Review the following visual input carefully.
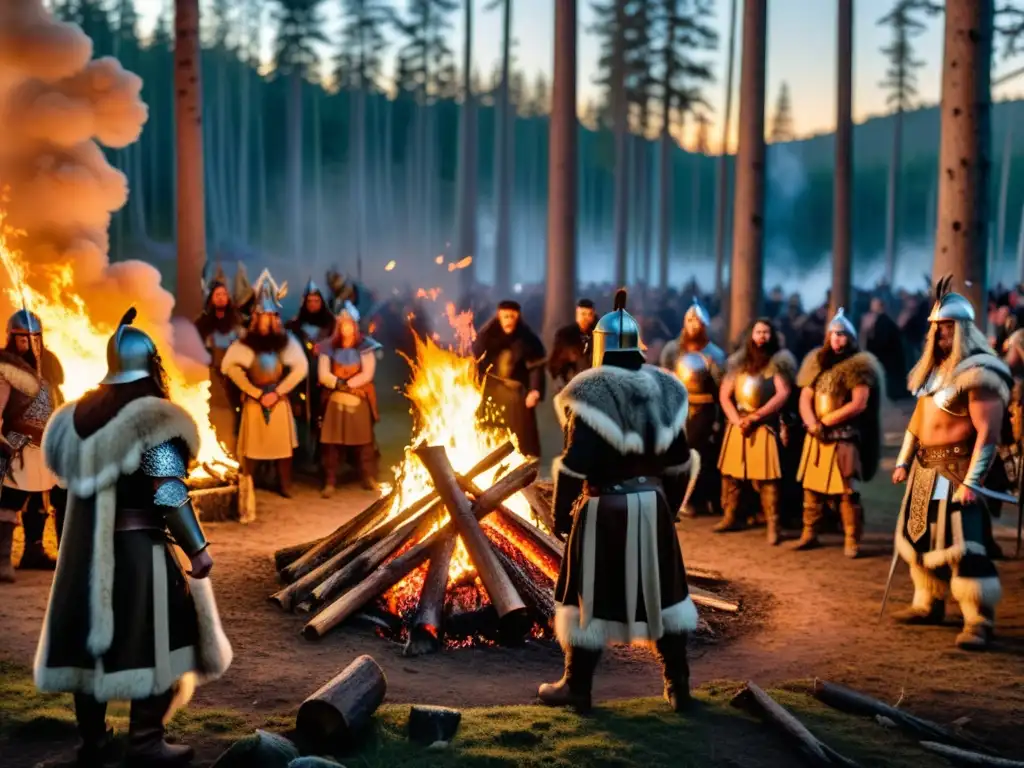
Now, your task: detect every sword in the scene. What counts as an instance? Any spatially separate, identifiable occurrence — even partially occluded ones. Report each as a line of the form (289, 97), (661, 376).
(878, 545), (901, 622)
(962, 484), (1020, 506)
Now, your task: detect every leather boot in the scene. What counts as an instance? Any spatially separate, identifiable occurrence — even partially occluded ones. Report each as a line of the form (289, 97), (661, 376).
(538, 646), (601, 713)
(956, 605), (995, 651)
(277, 458), (293, 498)
(0, 522), (15, 583)
(761, 481), (781, 545)
(321, 445), (338, 498)
(655, 633), (691, 712)
(19, 499), (56, 570)
(356, 443), (379, 492)
(125, 691), (193, 766)
(713, 476), (745, 533)
(839, 492), (863, 558)
(72, 693), (119, 766)
(792, 489), (823, 550)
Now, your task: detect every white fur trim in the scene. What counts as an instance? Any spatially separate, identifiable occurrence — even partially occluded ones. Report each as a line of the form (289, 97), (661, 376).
(665, 449), (701, 514)
(0, 361), (41, 398)
(921, 540), (988, 570)
(553, 597), (698, 649)
(561, 398), (646, 454)
(551, 455), (586, 480)
(908, 562), (948, 609)
(950, 574), (1002, 611)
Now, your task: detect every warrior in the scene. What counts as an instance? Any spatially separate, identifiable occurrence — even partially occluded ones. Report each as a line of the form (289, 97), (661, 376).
(793, 308), (883, 557)
(317, 301), (383, 496)
(547, 298), (597, 390)
(35, 308), (231, 766)
(472, 300), (547, 458)
(715, 318), (797, 543)
(221, 270), (308, 519)
(661, 299), (727, 518)
(194, 267), (245, 455)
(287, 278), (336, 464)
(539, 289), (699, 714)
(890, 276), (1011, 649)
(0, 308), (66, 580)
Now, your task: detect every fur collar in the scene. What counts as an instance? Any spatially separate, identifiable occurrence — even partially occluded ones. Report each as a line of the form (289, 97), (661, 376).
(949, 353), (1012, 407)
(43, 396), (200, 497)
(554, 364), (689, 455)
(0, 355), (40, 398)
(797, 350), (883, 392)
(727, 348), (797, 383)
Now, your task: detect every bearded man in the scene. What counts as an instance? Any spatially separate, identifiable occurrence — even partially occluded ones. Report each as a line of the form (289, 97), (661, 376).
(547, 299), (597, 390)
(716, 319), (797, 543)
(889, 276), (1012, 650)
(194, 271), (244, 455)
(793, 309), (883, 558)
(287, 279), (336, 462)
(221, 271), (308, 520)
(472, 300), (547, 458)
(540, 289), (699, 714)
(0, 308), (66, 579)
(35, 308), (231, 766)
(661, 299), (726, 518)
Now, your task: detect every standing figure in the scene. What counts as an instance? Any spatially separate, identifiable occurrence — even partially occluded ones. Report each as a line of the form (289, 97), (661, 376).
(539, 289), (700, 714)
(0, 308), (66, 579)
(194, 269), (244, 455)
(287, 279), (336, 465)
(891, 276), (1011, 650)
(793, 308), (884, 557)
(715, 319), (796, 543)
(35, 308), (231, 766)
(661, 299), (727, 518)
(472, 300), (547, 458)
(221, 270), (308, 520)
(317, 302), (382, 496)
(547, 299), (597, 390)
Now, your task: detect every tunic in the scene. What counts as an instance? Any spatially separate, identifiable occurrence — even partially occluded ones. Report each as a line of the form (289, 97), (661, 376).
(317, 338), (380, 447)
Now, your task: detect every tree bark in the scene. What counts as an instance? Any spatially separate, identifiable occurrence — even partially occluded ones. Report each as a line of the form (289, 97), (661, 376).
(995, 122), (1013, 270)
(713, 0), (739, 300)
(658, 130), (672, 288)
(288, 70), (304, 263)
(296, 655), (386, 749)
(726, 0), (768, 344)
(883, 107), (902, 287)
(932, 0), (994, 317)
(542, 0), (578, 341)
(493, 0), (514, 297)
(830, 0), (853, 317)
(173, 0), (207, 320)
(456, 0), (478, 306)
(404, 531), (458, 656)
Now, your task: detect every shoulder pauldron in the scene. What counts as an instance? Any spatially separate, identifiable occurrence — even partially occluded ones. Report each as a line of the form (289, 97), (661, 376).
(140, 440), (187, 478)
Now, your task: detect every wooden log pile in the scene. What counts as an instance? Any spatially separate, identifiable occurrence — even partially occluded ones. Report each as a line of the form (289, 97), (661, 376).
(188, 462), (241, 522)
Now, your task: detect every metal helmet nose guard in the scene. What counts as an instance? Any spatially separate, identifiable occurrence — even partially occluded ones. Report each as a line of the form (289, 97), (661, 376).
(591, 289), (644, 368)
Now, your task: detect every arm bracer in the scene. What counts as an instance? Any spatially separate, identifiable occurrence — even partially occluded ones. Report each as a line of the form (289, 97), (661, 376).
(142, 441), (208, 557)
(895, 430), (918, 470)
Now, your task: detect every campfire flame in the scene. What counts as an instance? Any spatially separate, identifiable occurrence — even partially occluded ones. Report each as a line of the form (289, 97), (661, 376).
(0, 204), (237, 480)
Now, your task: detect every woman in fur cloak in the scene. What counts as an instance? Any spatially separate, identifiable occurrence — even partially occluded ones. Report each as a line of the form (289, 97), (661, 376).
(35, 310), (232, 766)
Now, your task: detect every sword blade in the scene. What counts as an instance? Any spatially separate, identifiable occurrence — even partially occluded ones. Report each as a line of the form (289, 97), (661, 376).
(965, 484), (1020, 505)
(878, 546), (901, 622)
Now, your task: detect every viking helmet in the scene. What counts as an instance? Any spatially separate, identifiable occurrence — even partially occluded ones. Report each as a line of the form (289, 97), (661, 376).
(7, 308), (42, 336)
(827, 307), (857, 340)
(252, 269), (288, 315)
(592, 289), (644, 368)
(337, 300), (360, 324)
(684, 298), (711, 327)
(303, 277), (321, 298)
(928, 273), (975, 323)
(100, 307), (159, 385)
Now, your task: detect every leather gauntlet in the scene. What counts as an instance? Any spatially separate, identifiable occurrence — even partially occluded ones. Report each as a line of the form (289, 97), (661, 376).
(895, 431), (918, 470)
(964, 443), (997, 490)
(154, 478), (208, 557)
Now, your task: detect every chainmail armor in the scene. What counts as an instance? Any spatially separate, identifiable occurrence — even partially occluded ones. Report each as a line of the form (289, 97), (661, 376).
(154, 478), (191, 507)
(140, 440), (187, 478)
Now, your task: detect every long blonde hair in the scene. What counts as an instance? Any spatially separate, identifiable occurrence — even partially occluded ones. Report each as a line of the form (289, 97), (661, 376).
(907, 320), (994, 393)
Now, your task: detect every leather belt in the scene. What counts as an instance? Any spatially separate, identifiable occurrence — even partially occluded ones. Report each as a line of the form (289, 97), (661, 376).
(688, 393), (715, 405)
(115, 508), (164, 532)
(916, 440), (973, 468)
(585, 477), (663, 496)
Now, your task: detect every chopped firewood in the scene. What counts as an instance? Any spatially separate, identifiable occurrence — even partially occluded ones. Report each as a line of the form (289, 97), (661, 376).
(456, 475), (563, 563)
(408, 705), (462, 746)
(918, 741), (1024, 767)
(296, 655), (387, 750)
(690, 585), (740, 613)
(274, 537), (324, 571)
(518, 482), (555, 531)
(404, 532), (458, 657)
(812, 679), (995, 754)
(686, 566), (729, 585)
(487, 529), (556, 622)
(731, 682), (860, 767)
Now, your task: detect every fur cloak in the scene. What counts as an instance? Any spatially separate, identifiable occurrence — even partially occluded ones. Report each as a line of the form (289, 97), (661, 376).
(35, 397), (232, 717)
(797, 350), (886, 481)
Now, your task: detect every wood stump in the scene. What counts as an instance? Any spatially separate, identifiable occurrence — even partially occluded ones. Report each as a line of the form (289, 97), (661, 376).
(296, 655), (387, 750)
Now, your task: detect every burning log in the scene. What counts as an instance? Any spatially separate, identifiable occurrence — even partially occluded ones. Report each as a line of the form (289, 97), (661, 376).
(301, 461), (538, 640)
(415, 446), (529, 641)
(489, 533), (556, 622)
(190, 485), (239, 523)
(690, 586), (740, 613)
(918, 742), (1024, 767)
(812, 680), (995, 754)
(404, 532), (458, 657)
(455, 475), (563, 563)
(274, 537), (325, 571)
(295, 655), (387, 751)
(519, 482), (555, 531)
(731, 682), (860, 767)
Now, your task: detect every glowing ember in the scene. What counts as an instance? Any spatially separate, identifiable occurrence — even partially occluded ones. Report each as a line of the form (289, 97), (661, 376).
(0, 203), (237, 481)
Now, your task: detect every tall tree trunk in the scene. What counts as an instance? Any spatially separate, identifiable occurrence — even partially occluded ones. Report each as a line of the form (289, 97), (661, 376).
(313, 88), (323, 267)
(494, 0), (514, 297)
(542, 0), (578, 343)
(455, 0), (478, 306)
(714, 0), (739, 300)
(640, 137), (653, 284)
(1016, 199), (1024, 282)
(257, 84), (268, 250)
(657, 129), (672, 288)
(831, 0), (853, 316)
(288, 71), (304, 262)
(883, 107), (902, 286)
(690, 152), (701, 260)
(217, 54), (231, 241)
(933, 0), (993, 316)
(995, 121), (1013, 269)
(612, 0), (629, 287)
(173, 0), (207, 319)
(726, 0), (767, 344)
(238, 58), (251, 245)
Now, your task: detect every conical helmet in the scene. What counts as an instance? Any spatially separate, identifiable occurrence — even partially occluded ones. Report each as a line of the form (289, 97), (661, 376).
(827, 307), (857, 340)
(592, 289), (644, 368)
(100, 307), (159, 385)
(927, 273), (975, 323)
(252, 269), (288, 314)
(684, 298), (710, 327)
(7, 308), (42, 336)
(303, 277), (321, 298)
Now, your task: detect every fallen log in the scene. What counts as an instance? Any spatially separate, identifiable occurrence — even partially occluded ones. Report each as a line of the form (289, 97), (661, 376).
(404, 531), (458, 657)
(270, 533), (379, 612)
(456, 474), (563, 563)
(302, 461), (537, 640)
(812, 680), (995, 754)
(274, 537), (324, 571)
(918, 741), (1024, 767)
(295, 655), (387, 750)
(690, 585), (739, 613)
(416, 446), (529, 640)
(731, 682), (860, 767)
(519, 483), (555, 531)
(686, 566), (729, 585)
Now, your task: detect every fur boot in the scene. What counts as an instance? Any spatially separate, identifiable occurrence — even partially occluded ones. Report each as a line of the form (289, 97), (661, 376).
(713, 476), (745, 533)
(892, 563), (947, 624)
(0, 521), (15, 583)
(839, 492), (863, 558)
(951, 576), (1001, 651)
(761, 481), (781, 545)
(537, 646), (601, 713)
(792, 489), (823, 550)
(654, 633), (691, 712)
(124, 691), (193, 767)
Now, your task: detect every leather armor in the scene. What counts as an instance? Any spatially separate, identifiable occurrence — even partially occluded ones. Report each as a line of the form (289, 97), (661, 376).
(734, 368), (776, 414)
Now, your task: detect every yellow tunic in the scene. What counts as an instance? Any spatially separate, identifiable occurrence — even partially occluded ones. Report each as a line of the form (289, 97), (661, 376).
(718, 423), (782, 481)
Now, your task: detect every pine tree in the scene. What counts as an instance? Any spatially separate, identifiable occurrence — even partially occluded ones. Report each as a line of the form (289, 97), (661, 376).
(996, 4), (1024, 57)
(769, 81), (793, 143)
(527, 72), (551, 116)
(335, 0), (391, 91)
